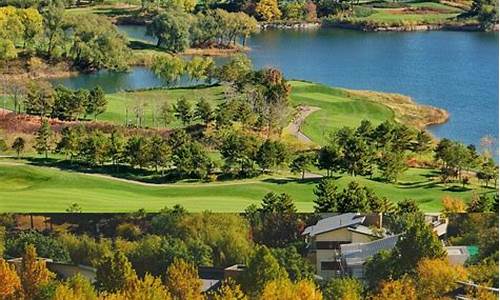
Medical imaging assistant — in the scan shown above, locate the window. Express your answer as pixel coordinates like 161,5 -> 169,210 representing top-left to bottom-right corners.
315,241 -> 350,250
321,261 -> 341,270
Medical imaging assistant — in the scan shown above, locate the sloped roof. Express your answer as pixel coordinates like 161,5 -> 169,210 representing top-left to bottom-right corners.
347,224 -> 381,237
302,213 -> 365,237
341,235 -> 400,266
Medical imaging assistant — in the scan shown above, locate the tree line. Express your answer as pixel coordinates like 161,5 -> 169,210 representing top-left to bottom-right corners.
147,8 -> 259,53
0,2 -> 130,70
0,205 -> 497,299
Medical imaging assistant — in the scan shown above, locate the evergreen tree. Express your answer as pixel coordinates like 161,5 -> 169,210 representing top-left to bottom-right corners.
87,86 -> 107,120
194,97 -> 213,125
34,119 -> 53,158
313,178 -> 338,212
174,96 -> 193,125
95,251 -> 136,293
149,135 -> 171,173
11,137 -> 25,158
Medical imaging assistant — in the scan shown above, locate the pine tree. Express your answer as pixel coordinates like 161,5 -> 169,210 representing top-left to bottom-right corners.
95,251 -> 137,293
313,178 -> 338,212
34,119 -> 53,159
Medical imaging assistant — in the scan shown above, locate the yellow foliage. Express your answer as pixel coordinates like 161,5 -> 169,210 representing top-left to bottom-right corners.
0,258 -> 21,299
20,245 -> 55,299
256,0 -> 282,21
441,196 -> 466,214
259,278 -> 323,300
165,258 -> 204,300
371,276 -> 417,300
416,258 -> 468,299
211,278 -> 247,300
102,274 -> 172,300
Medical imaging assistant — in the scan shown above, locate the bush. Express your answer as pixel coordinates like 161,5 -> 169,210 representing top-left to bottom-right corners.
116,223 -> 142,241
6,231 -> 70,262
353,6 -> 374,17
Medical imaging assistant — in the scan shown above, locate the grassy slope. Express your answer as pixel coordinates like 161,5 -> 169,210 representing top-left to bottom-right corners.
1,82 -> 492,212
0,161 -> 494,212
289,81 -> 394,145
357,2 -> 464,24
102,85 -> 225,128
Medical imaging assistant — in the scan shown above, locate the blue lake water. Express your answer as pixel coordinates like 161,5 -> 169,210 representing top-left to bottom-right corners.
51,26 -> 499,147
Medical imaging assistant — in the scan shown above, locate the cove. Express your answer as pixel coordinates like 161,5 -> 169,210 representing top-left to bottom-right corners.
51,26 -> 499,148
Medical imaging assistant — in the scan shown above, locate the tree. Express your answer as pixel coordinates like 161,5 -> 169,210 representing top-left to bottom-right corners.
259,279 -> 323,300
476,157 -> 498,187
164,258 -> 203,300
18,7 -> 43,51
172,141 -> 213,178
364,250 -> 395,290
195,97 -> 213,125
313,178 -> 338,212
441,196 -> 466,214
174,96 -> 194,125
6,230 -> 70,262
34,119 -> 53,158
220,132 -> 259,176
186,56 -> 214,83
214,54 -> 252,87
271,246 -> 315,282
152,55 -> 186,87
245,192 -> 302,247
53,274 -> 98,300
0,258 -> 21,299
255,0 -> 282,21
392,214 -> 446,276
11,136 -> 25,158
107,274 -> 172,300
147,9 -> 191,52
415,258 -> 467,299
322,277 -> 363,300
255,139 -> 288,172
313,181 -> 382,213
66,14 -> 129,71
378,149 -> 408,183
290,152 -> 315,179
468,193 -> 495,212
95,250 -> 136,293
42,0 -> 66,58
87,86 -> 107,120
108,129 -> 125,168
159,101 -> 175,127
211,278 -> 247,300
79,130 -> 110,166
25,81 -> 54,117
149,135 -> 171,173
241,246 -> 288,295
125,136 -> 150,169
371,276 -> 417,300
19,245 -> 55,299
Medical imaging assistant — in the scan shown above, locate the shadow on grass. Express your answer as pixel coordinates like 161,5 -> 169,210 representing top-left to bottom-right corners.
93,6 -> 140,17
25,157 -> 186,184
128,40 -> 161,51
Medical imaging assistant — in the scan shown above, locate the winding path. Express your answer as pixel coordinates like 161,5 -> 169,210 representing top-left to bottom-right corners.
286,106 -> 321,144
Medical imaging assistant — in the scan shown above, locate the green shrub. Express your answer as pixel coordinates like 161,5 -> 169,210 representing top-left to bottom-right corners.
353,6 -> 374,17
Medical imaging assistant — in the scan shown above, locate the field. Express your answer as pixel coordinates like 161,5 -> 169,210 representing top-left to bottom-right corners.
0,82 -> 491,213
348,2 -> 467,26
289,81 -> 394,145
0,160 -> 495,212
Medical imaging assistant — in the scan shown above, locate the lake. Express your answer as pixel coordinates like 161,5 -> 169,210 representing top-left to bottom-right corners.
51,26 -> 499,147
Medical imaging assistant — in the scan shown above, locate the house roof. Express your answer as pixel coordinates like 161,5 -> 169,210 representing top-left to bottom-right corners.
347,224 -> 381,237
302,213 -> 365,237
340,234 -> 400,266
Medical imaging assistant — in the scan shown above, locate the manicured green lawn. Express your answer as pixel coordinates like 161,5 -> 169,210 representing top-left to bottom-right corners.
0,161 -> 494,212
355,2 -> 463,25
101,85 -> 225,128
289,81 -> 394,145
